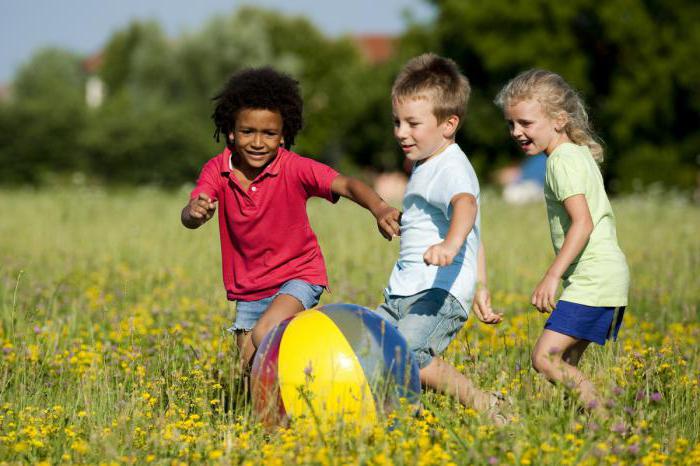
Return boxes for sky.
[0,0,435,83]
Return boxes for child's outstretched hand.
[423,241,459,267]
[375,205,401,240]
[531,274,558,313]
[471,285,502,324]
[186,193,217,225]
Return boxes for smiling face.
[392,96,458,163]
[504,99,569,156]
[228,108,284,178]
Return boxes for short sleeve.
[294,156,340,203]
[190,157,222,201]
[427,160,478,218]
[547,153,587,201]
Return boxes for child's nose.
[395,124,408,139]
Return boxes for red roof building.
[352,34,396,64]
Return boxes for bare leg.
[531,330,604,417]
[236,330,256,369]
[251,294,304,348]
[419,356,492,411]
[563,339,591,367]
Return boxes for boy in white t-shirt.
[375,53,505,421]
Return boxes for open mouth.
[245,151,270,158]
[517,139,533,151]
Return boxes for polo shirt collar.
[220,147,285,178]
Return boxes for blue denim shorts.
[374,288,468,369]
[227,279,324,333]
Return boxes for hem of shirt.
[384,285,473,314]
[226,278,329,302]
[558,294,628,308]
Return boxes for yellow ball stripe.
[277,309,377,424]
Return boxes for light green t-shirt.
[545,143,629,307]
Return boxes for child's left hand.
[531,274,559,313]
[375,206,401,240]
[423,241,459,266]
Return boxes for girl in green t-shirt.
[495,69,630,420]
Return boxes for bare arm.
[181,193,217,229]
[331,175,401,240]
[423,193,476,266]
[532,193,593,312]
[471,242,503,324]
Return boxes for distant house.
[351,34,396,65]
[82,52,104,108]
[0,83,11,103]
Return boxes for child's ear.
[279,137,285,147]
[554,111,568,132]
[442,115,460,138]
[227,132,235,142]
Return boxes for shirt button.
[251,186,257,192]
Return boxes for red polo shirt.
[191,147,339,301]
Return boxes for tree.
[412,0,700,192]
[0,48,87,184]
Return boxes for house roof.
[352,34,396,64]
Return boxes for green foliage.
[0,48,87,184]
[80,96,215,186]
[0,3,698,192]
[416,0,700,192]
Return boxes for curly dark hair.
[212,67,303,149]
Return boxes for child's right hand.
[187,193,217,224]
[471,286,502,324]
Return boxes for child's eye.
[409,122,419,128]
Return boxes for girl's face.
[228,108,284,176]
[504,99,568,156]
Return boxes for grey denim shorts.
[374,288,468,369]
[227,279,324,333]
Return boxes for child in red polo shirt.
[181,67,400,366]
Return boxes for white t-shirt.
[386,143,480,311]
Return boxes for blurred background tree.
[0,2,697,193]
[410,0,700,191]
[0,48,87,183]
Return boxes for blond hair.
[494,69,604,162]
[392,53,470,127]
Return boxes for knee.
[531,350,552,375]
[251,321,273,347]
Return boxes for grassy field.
[0,187,699,465]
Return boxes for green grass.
[0,187,698,465]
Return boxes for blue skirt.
[545,300,625,345]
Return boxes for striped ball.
[250,303,420,426]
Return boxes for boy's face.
[504,99,565,156]
[228,108,284,175]
[392,96,457,163]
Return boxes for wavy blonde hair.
[494,69,604,162]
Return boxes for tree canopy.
[0,3,697,193]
